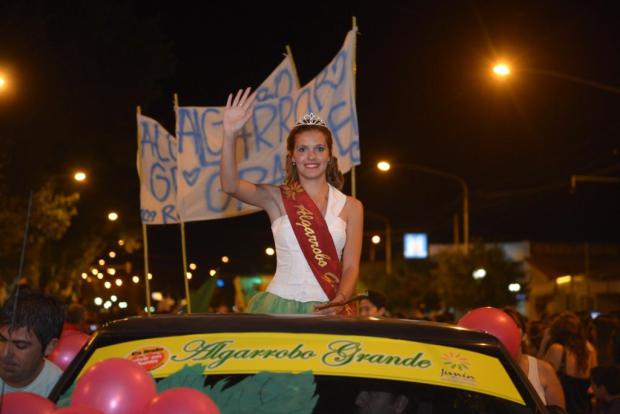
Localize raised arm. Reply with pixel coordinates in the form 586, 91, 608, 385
220, 88, 278, 213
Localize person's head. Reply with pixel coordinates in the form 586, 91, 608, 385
527, 320, 546, 355
355, 381, 409, 414
0, 287, 65, 387
359, 291, 387, 317
590, 365, 620, 402
66, 303, 86, 326
285, 113, 344, 189
503, 307, 528, 356
548, 311, 588, 372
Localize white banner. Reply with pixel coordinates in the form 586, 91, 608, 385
138, 115, 180, 224
176, 31, 360, 222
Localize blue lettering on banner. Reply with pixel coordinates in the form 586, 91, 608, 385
204, 165, 272, 213
140, 121, 169, 162
252, 104, 277, 152
278, 95, 294, 143
161, 204, 178, 224
150, 163, 171, 202
327, 101, 355, 157
141, 209, 157, 223
271, 153, 285, 185
177, 108, 210, 168
255, 68, 294, 102
275, 68, 294, 97
294, 88, 313, 118
313, 51, 347, 112
202, 108, 223, 158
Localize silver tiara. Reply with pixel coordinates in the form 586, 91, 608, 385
295, 112, 327, 127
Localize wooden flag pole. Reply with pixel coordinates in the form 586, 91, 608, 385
285, 44, 301, 89
137, 105, 153, 316
173, 93, 192, 314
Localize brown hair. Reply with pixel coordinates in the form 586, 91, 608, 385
284, 124, 344, 190
548, 311, 589, 374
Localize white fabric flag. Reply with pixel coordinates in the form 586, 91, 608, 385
137, 115, 180, 224
176, 31, 359, 222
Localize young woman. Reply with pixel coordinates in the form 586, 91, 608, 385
541, 311, 598, 414
220, 88, 364, 315
503, 307, 565, 409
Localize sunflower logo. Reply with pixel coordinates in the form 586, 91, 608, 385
441, 352, 470, 371
282, 182, 305, 200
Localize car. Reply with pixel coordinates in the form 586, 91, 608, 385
50, 313, 550, 413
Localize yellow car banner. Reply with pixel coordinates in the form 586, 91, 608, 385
81, 332, 525, 405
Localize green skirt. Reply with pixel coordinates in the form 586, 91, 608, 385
246, 291, 325, 314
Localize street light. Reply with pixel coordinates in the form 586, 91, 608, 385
492, 63, 510, 77
107, 211, 119, 221
73, 171, 87, 182
377, 161, 470, 251
491, 62, 620, 95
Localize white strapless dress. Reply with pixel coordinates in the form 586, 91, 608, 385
266, 184, 347, 302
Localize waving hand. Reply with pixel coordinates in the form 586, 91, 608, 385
223, 87, 256, 138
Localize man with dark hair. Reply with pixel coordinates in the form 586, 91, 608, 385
0, 288, 65, 397
591, 365, 620, 414
359, 290, 388, 317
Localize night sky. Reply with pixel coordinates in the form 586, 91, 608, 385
1, 1, 619, 285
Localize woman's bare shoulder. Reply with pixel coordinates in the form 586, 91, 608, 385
344, 195, 363, 212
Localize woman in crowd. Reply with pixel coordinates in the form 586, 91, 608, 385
503, 307, 566, 410
541, 311, 598, 414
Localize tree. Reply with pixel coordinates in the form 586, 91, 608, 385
359, 258, 434, 316
431, 242, 524, 313
0, 181, 79, 288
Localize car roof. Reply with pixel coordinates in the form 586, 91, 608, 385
93, 313, 503, 356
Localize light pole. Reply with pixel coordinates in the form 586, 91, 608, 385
366, 211, 392, 275
377, 161, 470, 251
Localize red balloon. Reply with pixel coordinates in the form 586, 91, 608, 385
457, 306, 521, 358
145, 387, 220, 414
53, 406, 103, 414
71, 358, 156, 414
0, 392, 55, 414
48, 332, 90, 370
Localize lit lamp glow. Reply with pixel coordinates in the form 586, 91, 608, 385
371, 235, 381, 244
73, 171, 87, 182
472, 268, 487, 280
377, 161, 391, 172
556, 275, 572, 285
107, 212, 119, 221
265, 247, 275, 256
221, 256, 230, 263
492, 63, 511, 77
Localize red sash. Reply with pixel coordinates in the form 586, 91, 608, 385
280, 182, 354, 315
